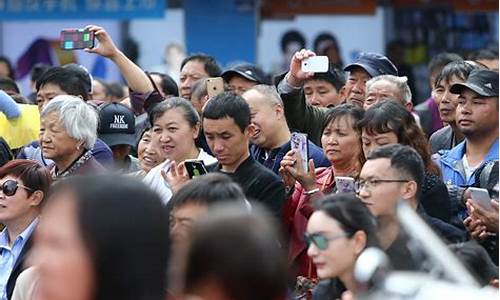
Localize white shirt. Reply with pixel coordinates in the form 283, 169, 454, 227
143, 149, 217, 205
463, 154, 481, 181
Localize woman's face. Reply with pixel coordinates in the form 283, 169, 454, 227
0, 175, 35, 226
138, 130, 166, 172
40, 111, 82, 162
361, 129, 399, 157
152, 108, 199, 163
321, 116, 361, 165
306, 211, 359, 279
35, 191, 94, 300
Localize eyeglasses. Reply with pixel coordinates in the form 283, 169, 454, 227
354, 178, 409, 193
0, 180, 34, 197
304, 232, 348, 251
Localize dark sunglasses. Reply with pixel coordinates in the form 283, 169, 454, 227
304, 232, 348, 251
1, 180, 34, 197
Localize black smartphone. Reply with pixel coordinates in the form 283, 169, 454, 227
60, 29, 95, 50
184, 159, 208, 179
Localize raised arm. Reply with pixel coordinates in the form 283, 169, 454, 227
85, 25, 154, 94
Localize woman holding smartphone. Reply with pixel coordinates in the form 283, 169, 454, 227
142, 98, 217, 204
279, 103, 365, 280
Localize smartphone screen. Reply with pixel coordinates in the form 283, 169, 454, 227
290, 132, 309, 172
335, 176, 355, 193
60, 29, 95, 50
185, 160, 208, 179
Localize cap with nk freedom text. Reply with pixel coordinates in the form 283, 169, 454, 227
344, 52, 398, 78
450, 69, 499, 97
98, 102, 136, 147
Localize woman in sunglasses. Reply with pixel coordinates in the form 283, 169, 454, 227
0, 159, 51, 299
305, 193, 379, 299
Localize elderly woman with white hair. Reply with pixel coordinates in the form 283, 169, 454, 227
40, 95, 105, 178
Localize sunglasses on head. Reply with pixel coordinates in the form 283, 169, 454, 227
1, 180, 34, 197
304, 232, 348, 251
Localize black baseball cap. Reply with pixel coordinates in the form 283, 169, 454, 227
98, 102, 136, 147
450, 69, 499, 97
221, 64, 267, 84
344, 52, 398, 77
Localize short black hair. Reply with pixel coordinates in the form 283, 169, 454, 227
366, 144, 425, 198
434, 60, 481, 88
36, 66, 90, 101
471, 48, 498, 61
450, 241, 498, 286
202, 92, 251, 132
149, 72, 179, 97
0, 77, 20, 94
315, 193, 379, 248
168, 173, 247, 211
280, 30, 306, 53
191, 78, 208, 101
181, 54, 222, 77
181, 205, 288, 300
149, 97, 200, 128
105, 81, 126, 99
49, 175, 170, 300
30, 63, 51, 83
428, 52, 463, 77
308, 64, 346, 91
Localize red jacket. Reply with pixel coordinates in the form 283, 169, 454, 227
283, 167, 335, 279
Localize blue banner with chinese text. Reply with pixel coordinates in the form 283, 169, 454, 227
0, 0, 166, 20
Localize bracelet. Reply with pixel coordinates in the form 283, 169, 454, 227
303, 188, 320, 196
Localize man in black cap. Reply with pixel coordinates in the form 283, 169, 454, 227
436, 69, 499, 223
275, 49, 398, 145
98, 102, 139, 173
221, 63, 267, 96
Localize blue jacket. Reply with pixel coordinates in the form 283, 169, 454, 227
436, 138, 499, 220
438, 138, 499, 187
250, 139, 330, 175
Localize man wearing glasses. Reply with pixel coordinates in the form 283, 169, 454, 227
356, 144, 464, 270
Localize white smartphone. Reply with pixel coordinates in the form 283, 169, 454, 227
335, 176, 355, 193
469, 187, 493, 210
290, 132, 309, 172
301, 56, 329, 73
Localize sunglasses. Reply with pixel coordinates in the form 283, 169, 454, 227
304, 232, 348, 251
1, 180, 34, 197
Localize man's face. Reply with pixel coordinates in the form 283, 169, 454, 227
303, 79, 341, 107
203, 117, 251, 170
179, 60, 209, 100
170, 202, 208, 243
228, 76, 257, 96
242, 89, 280, 149
456, 89, 499, 137
36, 83, 67, 112
434, 75, 462, 124
344, 68, 371, 107
364, 80, 404, 110
357, 158, 407, 217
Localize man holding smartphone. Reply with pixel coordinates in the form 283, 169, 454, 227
276, 50, 397, 146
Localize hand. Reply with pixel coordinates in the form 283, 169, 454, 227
341, 291, 356, 300
281, 150, 317, 191
161, 161, 190, 193
467, 198, 499, 233
463, 215, 488, 241
84, 25, 121, 59
279, 151, 297, 188
286, 49, 316, 87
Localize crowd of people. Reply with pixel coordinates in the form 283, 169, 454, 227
0, 24, 498, 300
